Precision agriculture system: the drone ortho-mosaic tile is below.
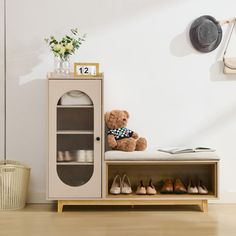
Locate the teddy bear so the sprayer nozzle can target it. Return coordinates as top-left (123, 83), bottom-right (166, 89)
top-left (105, 109), bottom-right (147, 152)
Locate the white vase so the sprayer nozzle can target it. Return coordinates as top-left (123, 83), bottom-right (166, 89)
top-left (54, 57), bottom-right (70, 75)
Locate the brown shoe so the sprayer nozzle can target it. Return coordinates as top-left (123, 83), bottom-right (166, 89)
top-left (174, 178), bottom-right (187, 194)
top-left (160, 179), bottom-right (173, 194)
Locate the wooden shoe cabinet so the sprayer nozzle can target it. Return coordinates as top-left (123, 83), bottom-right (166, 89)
top-left (47, 73), bottom-right (103, 199)
top-left (47, 73), bottom-right (219, 212)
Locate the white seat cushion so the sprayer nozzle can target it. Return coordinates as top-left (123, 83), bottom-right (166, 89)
top-left (105, 150), bottom-right (219, 161)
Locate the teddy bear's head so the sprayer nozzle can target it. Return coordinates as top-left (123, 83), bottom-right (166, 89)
top-left (105, 110), bottom-right (129, 130)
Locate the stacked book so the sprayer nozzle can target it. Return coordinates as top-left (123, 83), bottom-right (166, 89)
top-left (158, 147), bottom-right (215, 154)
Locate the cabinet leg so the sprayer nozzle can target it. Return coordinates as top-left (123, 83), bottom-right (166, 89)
top-left (200, 200), bottom-right (208, 213)
top-left (57, 201), bottom-right (63, 213)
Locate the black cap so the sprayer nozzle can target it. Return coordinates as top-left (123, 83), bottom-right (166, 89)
top-left (189, 15), bottom-right (222, 53)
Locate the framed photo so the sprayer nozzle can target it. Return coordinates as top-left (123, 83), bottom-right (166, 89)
top-left (74, 63), bottom-right (99, 77)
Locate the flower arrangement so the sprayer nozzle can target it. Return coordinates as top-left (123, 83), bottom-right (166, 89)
top-left (45, 28), bottom-right (86, 60)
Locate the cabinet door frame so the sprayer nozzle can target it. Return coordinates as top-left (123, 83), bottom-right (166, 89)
top-left (48, 79), bottom-right (102, 199)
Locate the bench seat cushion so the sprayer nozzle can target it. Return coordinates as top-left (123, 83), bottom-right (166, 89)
top-left (105, 150), bottom-right (219, 161)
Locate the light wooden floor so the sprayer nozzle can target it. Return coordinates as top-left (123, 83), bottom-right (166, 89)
top-left (0, 204), bottom-right (236, 236)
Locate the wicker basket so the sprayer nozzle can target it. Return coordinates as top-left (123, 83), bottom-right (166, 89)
top-left (0, 160), bottom-right (30, 210)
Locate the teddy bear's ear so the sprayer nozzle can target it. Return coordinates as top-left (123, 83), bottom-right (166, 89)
top-left (105, 112), bottom-right (110, 123)
top-left (123, 110), bottom-right (129, 118)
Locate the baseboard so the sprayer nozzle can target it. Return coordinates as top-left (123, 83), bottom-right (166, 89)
top-left (27, 192), bottom-right (236, 204)
top-left (27, 192), bottom-right (54, 203)
top-left (210, 192), bottom-right (236, 204)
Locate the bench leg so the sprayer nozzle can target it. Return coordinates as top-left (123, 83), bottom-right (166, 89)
top-left (200, 200), bottom-right (208, 213)
top-left (57, 200), bottom-right (63, 213)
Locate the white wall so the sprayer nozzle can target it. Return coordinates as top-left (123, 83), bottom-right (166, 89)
top-left (1, 0), bottom-right (236, 202)
top-left (0, 0), bottom-right (4, 158)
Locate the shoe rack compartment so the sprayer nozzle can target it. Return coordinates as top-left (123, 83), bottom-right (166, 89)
top-left (57, 107), bottom-right (94, 131)
top-left (57, 134), bottom-right (93, 151)
top-left (106, 162), bottom-right (218, 199)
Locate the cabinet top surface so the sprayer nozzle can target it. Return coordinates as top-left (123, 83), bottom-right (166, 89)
top-left (47, 72), bottom-right (104, 80)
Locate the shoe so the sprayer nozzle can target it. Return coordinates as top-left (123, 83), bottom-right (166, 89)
top-left (174, 178), bottom-right (187, 194)
top-left (110, 175), bottom-right (121, 195)
top-left (136, 180), bottom-right (146, 195)
top-left (146, 179), bottom-right (157, 195)
top-left (198, 180), bottom-right (208, 194)
top-left (57, 151), bottom-right (64, 162)
top-left (187, 179), bottom-right (198, 194)
top-left (64, 151), bottom-right (73, 162)
top-left (121, 174), bottom-right (132, 194)
top-left (160, 179), bottom-right (173, 194)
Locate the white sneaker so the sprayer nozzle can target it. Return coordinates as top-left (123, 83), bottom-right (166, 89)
top-left (187, 179), bottom-right (198, 194)
top-left (57, 151), bottom-right (64, 162)
top-left (110, 175), bottom-right (121, 195)
top-left (86, 150), bottom-right (94, 162)
top-left (121, 174), bottom-right (132, 194)
top-left (64, 151), bottom-right (73, 162)
top-left (198, 180), bottom-right (208, 194)
top-left (146, 179), bottom-right (157, 195)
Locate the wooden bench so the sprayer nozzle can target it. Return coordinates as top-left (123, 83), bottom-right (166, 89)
top-left (58, 151), bottom-right (219, 212)
top-left (103, 150), bottom-right (219, 213)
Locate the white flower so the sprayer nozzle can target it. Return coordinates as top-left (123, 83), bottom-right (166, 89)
top-left (59, 46), bottom-right (66, 55)
top-left (65, 43), bottom-right (74, 51)
top-left (53, 44), bottom-right (61, 52)
top-left (45, 28), bottom-right (86, 58)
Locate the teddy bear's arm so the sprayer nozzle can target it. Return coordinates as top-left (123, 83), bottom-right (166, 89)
top-left (107, 134), bottom-right (117, 148)
top-left (132, 132), bottom-right (139, 139)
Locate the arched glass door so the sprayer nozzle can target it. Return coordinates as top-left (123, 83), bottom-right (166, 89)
top-left (56, 90), bottom-right (94, 187)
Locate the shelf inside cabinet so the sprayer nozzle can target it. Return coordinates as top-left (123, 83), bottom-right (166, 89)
top-left (107, 192), bottom-right (215, 199)
top-left (57, 162), bottom-right (93, 165)
top-left (57, 130), bottom-right (94, 134)
top-left (57, 105), bottom-right (93, 108)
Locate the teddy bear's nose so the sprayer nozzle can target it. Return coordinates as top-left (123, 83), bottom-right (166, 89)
top-left (123, 118), bottom-right (126, 121)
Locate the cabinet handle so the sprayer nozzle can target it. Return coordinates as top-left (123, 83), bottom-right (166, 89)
top-left (96, 137), bottom-right (101, 141)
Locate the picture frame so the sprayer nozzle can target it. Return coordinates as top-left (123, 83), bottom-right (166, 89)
top-left (74, 63), bottom-right (100, 77)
